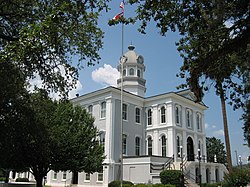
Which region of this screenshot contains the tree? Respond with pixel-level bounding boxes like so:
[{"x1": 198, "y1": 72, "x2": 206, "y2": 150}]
[
  {"x1": 242, "y1": 100, "x2": 250, "y2": 147},
  {"x1": 0, "y1": 90, "x2": 104, "y2": 187},
  {"x1": 0, "y1": 0, "x2": 109, "y2": 97},
  {"x1": 127, "y1": 0, "x2": 250, "y2": 173},
  {"x1": 206, "y1": 137, "x2": 227, "y2": 164}
]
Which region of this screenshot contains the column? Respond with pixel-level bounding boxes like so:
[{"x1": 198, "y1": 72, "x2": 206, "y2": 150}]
[{"x1": 153, "y1": 130, "x2": 159, "y2": 155}]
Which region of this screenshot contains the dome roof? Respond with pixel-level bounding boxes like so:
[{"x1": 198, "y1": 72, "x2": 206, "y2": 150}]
[{"x1": 123, "y1": 45, "x2": 142, "y2": 64}]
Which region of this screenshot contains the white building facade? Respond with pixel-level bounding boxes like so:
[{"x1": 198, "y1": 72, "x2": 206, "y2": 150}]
[{"x1": 9, "y1": 45, "x2": 227, "y2": 186}]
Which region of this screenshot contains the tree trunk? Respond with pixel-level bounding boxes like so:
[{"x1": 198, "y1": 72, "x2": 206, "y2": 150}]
[
  {"x1": 35, "y1": 174, "x2": 44, "y2": 187},
  {"x1": 4, "y1": 169, "x2": 10, "y2": 183},
  {"x1": 219, "y1": 85, "x2": 233, "y2": 173}
]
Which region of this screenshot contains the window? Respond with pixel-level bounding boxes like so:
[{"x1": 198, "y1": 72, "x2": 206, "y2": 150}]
[
  {"x1": 122, "y1": 103, "x2": 127, "y2": 120},
  {"x1": 129, "y1": 68, "x2": 134, "y2": 76},
  {"x1": 135, "y1": 137, "x2": 140, "y2": 156},
  {"x1": 186, "y1": 109, "x2": 192, "y2": 128},
  {"x1": 122, "y1": 134, "x2": 127, "y2": 155},
  {"x1": 137, "y1": 69, "x2": 141, "y2": 77},
  {"x1": 62, "y1": 171, "x2": 67, "y2": 180},
  {"x1": 88, "y1": 105, "x2": 93, "y2": 115},
  {"x1": 135, "y1": 108, "x2": 141, "y2": 123},
  {"x1": 161, "y1": 135, "x2": 167, "y2": 157},
  {"x1": 177, "y1": 136, "x2": 181, "y2": 157},
  {"x1": 197, "y1": 113, "x2": 201, "y2": 130},
  {"x1": 100, "y1": 131, "x2": 105, "y2": 151},
  {"x1": 161, "y1": 106, "x2": 166, "y2": 123},
  {"x1": 175, "y1": 106, "x2": 181, "y2": 124},
  {"x1": 97, "y1": 171, "x2": 103, "y2": 182},
  {"x1": 101, "y1": 102, "x2": 106, "y2": 118},
  {"x1": 123, "y1": 69, "x2": 126, "y2": 76},
  {"x1": 85, "y1": 173, "x2": 90, "y2": 181},
  {"x1": 53, "y1": 172, "x2": 57, "y2": 180},
  {"x1": 147, "y1": 109, "x2": 152, "y2": 125},
  {"x1": 147, "y1": 137, "x2": 153, "y2": 156}
]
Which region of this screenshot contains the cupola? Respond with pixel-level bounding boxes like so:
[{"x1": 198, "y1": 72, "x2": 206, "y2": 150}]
[{"x1": 117, "y1": 45, "x2": 146, "y2": 97}]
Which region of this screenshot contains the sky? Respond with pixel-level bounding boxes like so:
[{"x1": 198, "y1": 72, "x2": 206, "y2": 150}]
[{"x1": 39, "y1": 1, "x2": 250, "y2": 165}]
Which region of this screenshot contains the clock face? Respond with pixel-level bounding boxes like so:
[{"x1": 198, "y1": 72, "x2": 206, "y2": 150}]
[{"x1": 137, "y1": 55, "x2": 144, "y2": 64}]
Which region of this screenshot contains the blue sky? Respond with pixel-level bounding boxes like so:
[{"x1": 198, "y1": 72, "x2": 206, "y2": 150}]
[{"x1": 71, "y1": 1, "x2": 249, "y2": 165}]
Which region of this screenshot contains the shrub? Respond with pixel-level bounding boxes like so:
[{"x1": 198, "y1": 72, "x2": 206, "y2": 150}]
[
  {"x1": 134, "y1": 184, "x2": 174, "y2": 187},
  {"x1": 224, "y1": 168, "x2": 250, "y2": 187},
  {"x1": 15, "y1": 178, "x2": 29, "y2": 182},
  {"x1": 0, "y1": 177, "x2": 6, "y2": 182},
  {"x1": 108, "y1": 180, "x2": 134, "y2": 187},
  {"x1": 160, "y1": 170, "x2": 181, "y2": 186}
]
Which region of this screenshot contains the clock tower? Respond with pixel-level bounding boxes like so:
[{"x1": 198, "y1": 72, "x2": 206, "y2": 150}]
[{"x1": 117, "y1": 45, "x2": 146, "y2": 97}]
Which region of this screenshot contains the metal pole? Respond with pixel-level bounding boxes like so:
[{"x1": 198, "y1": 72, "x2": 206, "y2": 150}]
[
  {"x1": 198, "y1": 149, "x2": 201, "y2": 186},
  {"x1": 120, "y1": 20, "x2": 125, "y2": 187},
  {"x1": 239, "y1": 155, "x2": 242, "y2": 169},
  {"x1": 235, "y1": 150, "x2": 239, "y2": 166},
  {"x1": 180, "y1": 146, "x2": 184, "y2": 187}
]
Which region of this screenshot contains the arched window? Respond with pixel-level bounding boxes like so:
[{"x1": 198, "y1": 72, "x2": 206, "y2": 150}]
[
  {"x1": 186, "y1": 109, "x2": 192, "y2": 128},
  {"x1": 161, "y1": 106, "x2": 166, "y2": 123},
  {"x1": 197, "y1": 113, "x2": 202, "y2": 130},
  {"x1": 137, "y1": 69, "x2": 141, "y2": 77},
  {"x1": 177, "y1": 136, "x2": 181, "y2": 157},
  {"x1": 161, "y1": 135, "x2": 167, "y2": 157},
  {"x1": 147, "y1": 137, "x2": 153, "y2": 156},
  {"x1": 101, "y1": 102, "x2": 106, "y2": 118},
  {"x1": 88, "y1": 105, "x2": 93, "y2": 115},
  {"x1": 206, "y1": 168, "x2": 210, "y2": 183},
  {"x1": 147, "y1": 109, "x2": 152, "y2": 125},
  {"x1": 129, "y1": 68, "x2": 134, "y2": 76},
  {"x1": 135, "y1": 137, "x2": 140, "y2": 156},
  {"x1": 215, "y1": 168, "x2": 219, "y2": 182},
  {"x1": 135, "y1": 108, "x2": 141, "y2": 123},
  {"x1": 175, "y1": 105, "x2": 181, "y2": 124}
]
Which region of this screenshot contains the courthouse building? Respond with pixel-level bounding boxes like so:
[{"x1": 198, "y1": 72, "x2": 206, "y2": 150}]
[{"x1": 9, "y1": 45, "x2": 227, "y2": 187}]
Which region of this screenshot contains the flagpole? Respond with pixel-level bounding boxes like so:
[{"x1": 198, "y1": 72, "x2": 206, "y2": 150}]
[
  {"x1": 120, "y1": 14, "x2": 124, "y2": 187},
  {"x1": 120, "y1": 2, "x2": 125, "y2": 187}
]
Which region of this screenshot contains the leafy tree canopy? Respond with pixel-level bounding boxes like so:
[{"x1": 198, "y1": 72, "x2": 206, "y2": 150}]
[
  {"x1": 206, "y1": 137, "x2": 227, "y2": 164},
  {"x1": 242, "y1": 100, "x2": 250, "y2": 147},
  {"x1": 0, "y1": 90, "x2": 104, "y2": 187},
  {"x1": 0, "y1": 0, "x2": 109, "y2": 97},
  {"x1": 127, "y1": 0, "x2": 249, "y2": 109}
]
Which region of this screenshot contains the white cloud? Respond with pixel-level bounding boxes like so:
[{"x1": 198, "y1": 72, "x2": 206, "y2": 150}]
[
  {"x1": 92, "y1": 64, "x2": 119, "y2": 87},
  {"x1": 212, "y1": 125, "x2": 216, "y2": 129},
  {"x1": 213, "y1": 129, "x2": 225, "y2": 137},
  {"x1": 28, "y1": 65, "x2": 83, "y2": 100},
  {"x1": 205, "y1": 123, "x2": 209, "y2": 129}
]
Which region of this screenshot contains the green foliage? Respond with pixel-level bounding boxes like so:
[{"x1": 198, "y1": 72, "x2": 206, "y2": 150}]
[
  {"x1": 15, "y1": 178, "x2": 29, "y2": 182},
  {"x1": 128, "y1": 0, "x2": 250, "y2": 109},
  {"x1": 134, "y1": 184, "x2": 175, "y2": 187},
  {"x1": 242, "y1": 100, "x2": 250, "y2": 147},
  {"x1": 160, "y1": 170, "x2": 181, "y2": 186},
  {"x1": 206, "y1": 137, "x2": 227, "y2": 164},
  {"x1": 0, "y1": 0, "x2": 109, "y2": 97},
  {"x1": 224, "y1": 168, "x2": 250, "y2": 187},
  {"x1": 0, "y1": 177, "x2": 5, "y2": 181},
  {"x1": 108, "y1": 180, "x2": 134, "y2": 187},
  {"x1": 0, "y1": 90, "x2": 104, "y2": 187}
]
